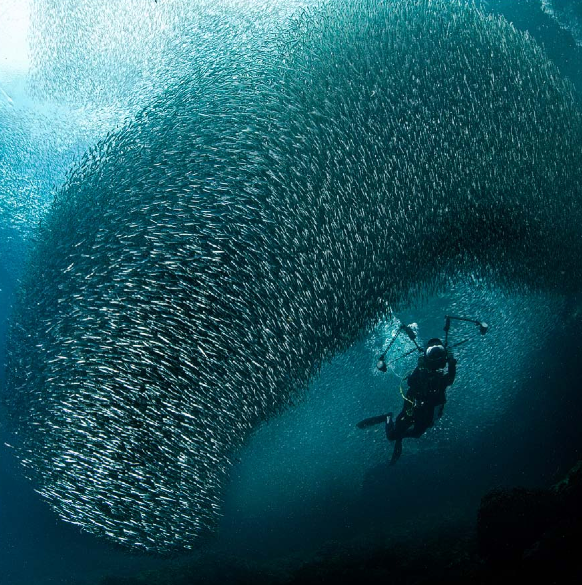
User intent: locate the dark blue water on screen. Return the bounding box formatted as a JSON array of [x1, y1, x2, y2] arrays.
[[1, 1, 582, 583]]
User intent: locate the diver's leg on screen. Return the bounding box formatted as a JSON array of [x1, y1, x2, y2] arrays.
[[357, 414, 390, 429], [385, 412, 395, 440], [400, 408, 432, 439], [401, 425, 428, 439], [392, 420, 424, 463], [390, 439, 403, 465], [393, 410, 413, 437], [386, 409, 410, 441], [387, 410, 411, 465]]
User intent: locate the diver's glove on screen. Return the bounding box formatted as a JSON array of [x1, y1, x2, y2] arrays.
[[447, 352, 457, 366]]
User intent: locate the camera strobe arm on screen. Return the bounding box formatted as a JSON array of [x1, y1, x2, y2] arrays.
[[444, 315, 488, 347]]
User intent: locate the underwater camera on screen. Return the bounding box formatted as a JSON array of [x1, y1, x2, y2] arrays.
[[377, 314, 488, 370]]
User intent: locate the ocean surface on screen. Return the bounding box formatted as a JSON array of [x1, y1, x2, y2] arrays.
[[1, 1, 582, 583]]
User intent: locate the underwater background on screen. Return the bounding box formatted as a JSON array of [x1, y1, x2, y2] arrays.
[[1, 0, 582, 583]]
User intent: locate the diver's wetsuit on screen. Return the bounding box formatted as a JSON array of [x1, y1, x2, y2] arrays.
[[386, 356, 456, 463]]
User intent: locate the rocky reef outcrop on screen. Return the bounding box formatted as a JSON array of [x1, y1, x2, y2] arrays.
[[477, 461, 582, 582]]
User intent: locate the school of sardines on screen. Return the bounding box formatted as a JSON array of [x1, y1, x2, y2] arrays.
[[3, 0, 582, 552]]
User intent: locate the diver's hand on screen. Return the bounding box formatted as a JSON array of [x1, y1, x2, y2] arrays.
[[447, 352, 457, 366]]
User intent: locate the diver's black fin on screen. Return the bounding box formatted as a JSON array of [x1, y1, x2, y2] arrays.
[[356, 414, 389, 429]]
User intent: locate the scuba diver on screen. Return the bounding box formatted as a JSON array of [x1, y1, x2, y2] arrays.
[[357, 316, 487, 465], [385, 338, 456, 465]]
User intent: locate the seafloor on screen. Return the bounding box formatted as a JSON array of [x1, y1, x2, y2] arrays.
[[94, 458, 582, 585]]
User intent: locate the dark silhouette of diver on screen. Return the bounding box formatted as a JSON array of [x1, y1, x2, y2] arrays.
[[386, 338, 456, 464], [358, 338, 457, 465]]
